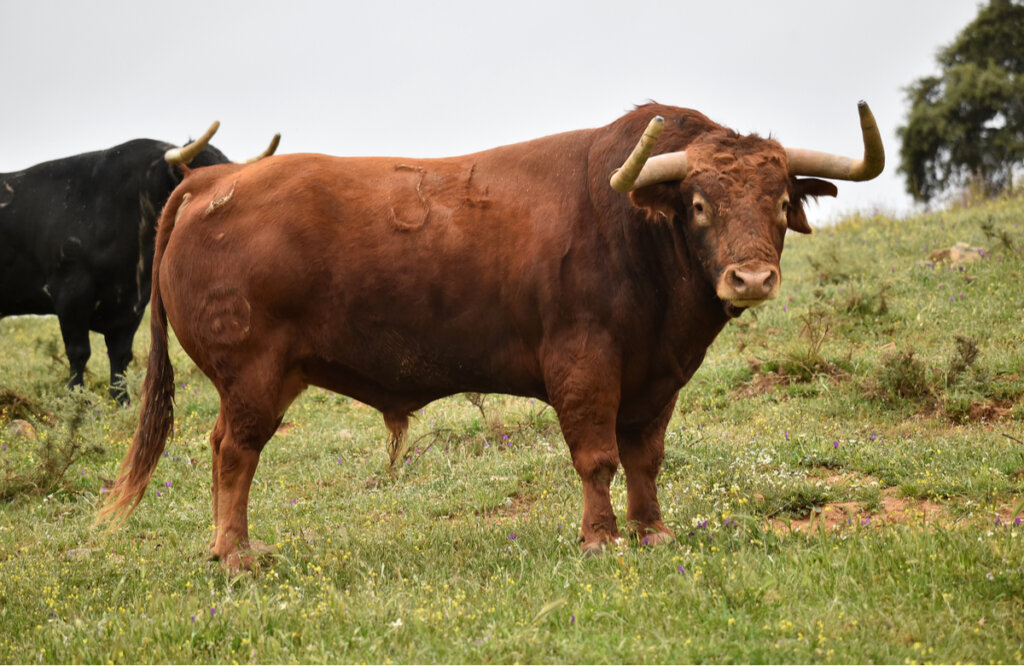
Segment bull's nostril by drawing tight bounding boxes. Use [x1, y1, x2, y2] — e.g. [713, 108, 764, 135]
[727, 267, 777, 298]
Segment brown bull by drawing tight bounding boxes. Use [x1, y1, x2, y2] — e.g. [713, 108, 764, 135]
[99, 102, 883, 571]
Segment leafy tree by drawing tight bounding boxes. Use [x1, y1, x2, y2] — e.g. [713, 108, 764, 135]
[898, 0, 1024, 202]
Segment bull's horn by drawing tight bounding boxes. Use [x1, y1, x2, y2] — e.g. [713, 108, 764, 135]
[610, 116, 668, 192]
[164, 121, 220, 165]
[785, 101, 885, 181]
[237, 133, 281, 164]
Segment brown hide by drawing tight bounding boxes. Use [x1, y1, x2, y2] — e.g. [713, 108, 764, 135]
[101, 103, 839, 570]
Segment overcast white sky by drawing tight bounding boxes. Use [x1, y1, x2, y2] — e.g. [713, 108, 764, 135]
[2, 1, 981, 224]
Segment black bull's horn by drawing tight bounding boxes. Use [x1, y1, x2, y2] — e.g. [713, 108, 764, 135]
[610, 101, 885, 193]
[239, 133, 281, 164]
[164, 122, 281, 166]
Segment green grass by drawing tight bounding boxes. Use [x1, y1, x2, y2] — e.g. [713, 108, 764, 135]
[2, 195, 1024, 663]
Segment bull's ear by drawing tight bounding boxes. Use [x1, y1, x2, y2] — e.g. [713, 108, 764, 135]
[789, 178, 838, 234]
[628, 182, 682, 222]
[794, 177, 838, 200]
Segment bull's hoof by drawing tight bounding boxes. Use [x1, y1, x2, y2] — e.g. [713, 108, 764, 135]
[636, 530, 675, 547]
[210, 540, 277, 575]
[630, 522, 676, 547]
[580, 535, 626, 556]
[109, 387, 130, 405]
[222, 551, 259, 575]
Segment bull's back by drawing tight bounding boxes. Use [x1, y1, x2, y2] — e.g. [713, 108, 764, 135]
[159, 149, 588, 405]
[0, 147, 169, 317]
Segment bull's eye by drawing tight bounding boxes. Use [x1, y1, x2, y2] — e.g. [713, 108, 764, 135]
[692, 193, 712, 227]
[777, 194, 791, 227]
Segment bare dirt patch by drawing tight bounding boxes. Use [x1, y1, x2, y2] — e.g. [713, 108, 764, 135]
[736, 365, 849, 398]
[771, 488, 947, 534]
[966, 399, 1015, 422]
[769, 486, 1023, 535]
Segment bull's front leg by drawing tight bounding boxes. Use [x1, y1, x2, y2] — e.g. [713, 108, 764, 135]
[546, 341, 623, 554]
[617, 397, 676, 546]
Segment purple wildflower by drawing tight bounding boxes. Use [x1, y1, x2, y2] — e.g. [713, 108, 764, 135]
[570, 614, 575, 626]
[833, 440, 839, 449]
[509, 533, 517, 540]
[677, 565, 685, 574]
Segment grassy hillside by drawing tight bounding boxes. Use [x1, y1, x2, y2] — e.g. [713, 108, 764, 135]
[1, 196, 1023, 663]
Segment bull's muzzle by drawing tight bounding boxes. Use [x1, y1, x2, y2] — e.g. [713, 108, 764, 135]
[716, 263, 780, 307]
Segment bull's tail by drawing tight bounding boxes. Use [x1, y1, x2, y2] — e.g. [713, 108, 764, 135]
[95, 190, 190, 527]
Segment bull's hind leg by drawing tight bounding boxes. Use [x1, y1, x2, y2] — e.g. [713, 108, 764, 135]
[209, 401, 285, 574]
[617, 399, 676, 546]
[207, 365, 307, 574]
[209, 421, 266, 574]
[52, 274, 95, 392]
[102, 319, 140, 404]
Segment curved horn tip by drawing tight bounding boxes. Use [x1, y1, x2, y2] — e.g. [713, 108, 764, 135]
[786, 101, 884, 181]
[609, 115, 667, 192]
[856, 101, 876, 120]
[165, 120, 221, 165]
[196, 121, 221, 141]
[238, 133, 283, 164]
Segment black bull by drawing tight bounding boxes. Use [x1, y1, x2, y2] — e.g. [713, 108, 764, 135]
[0, 126, 275, 401]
